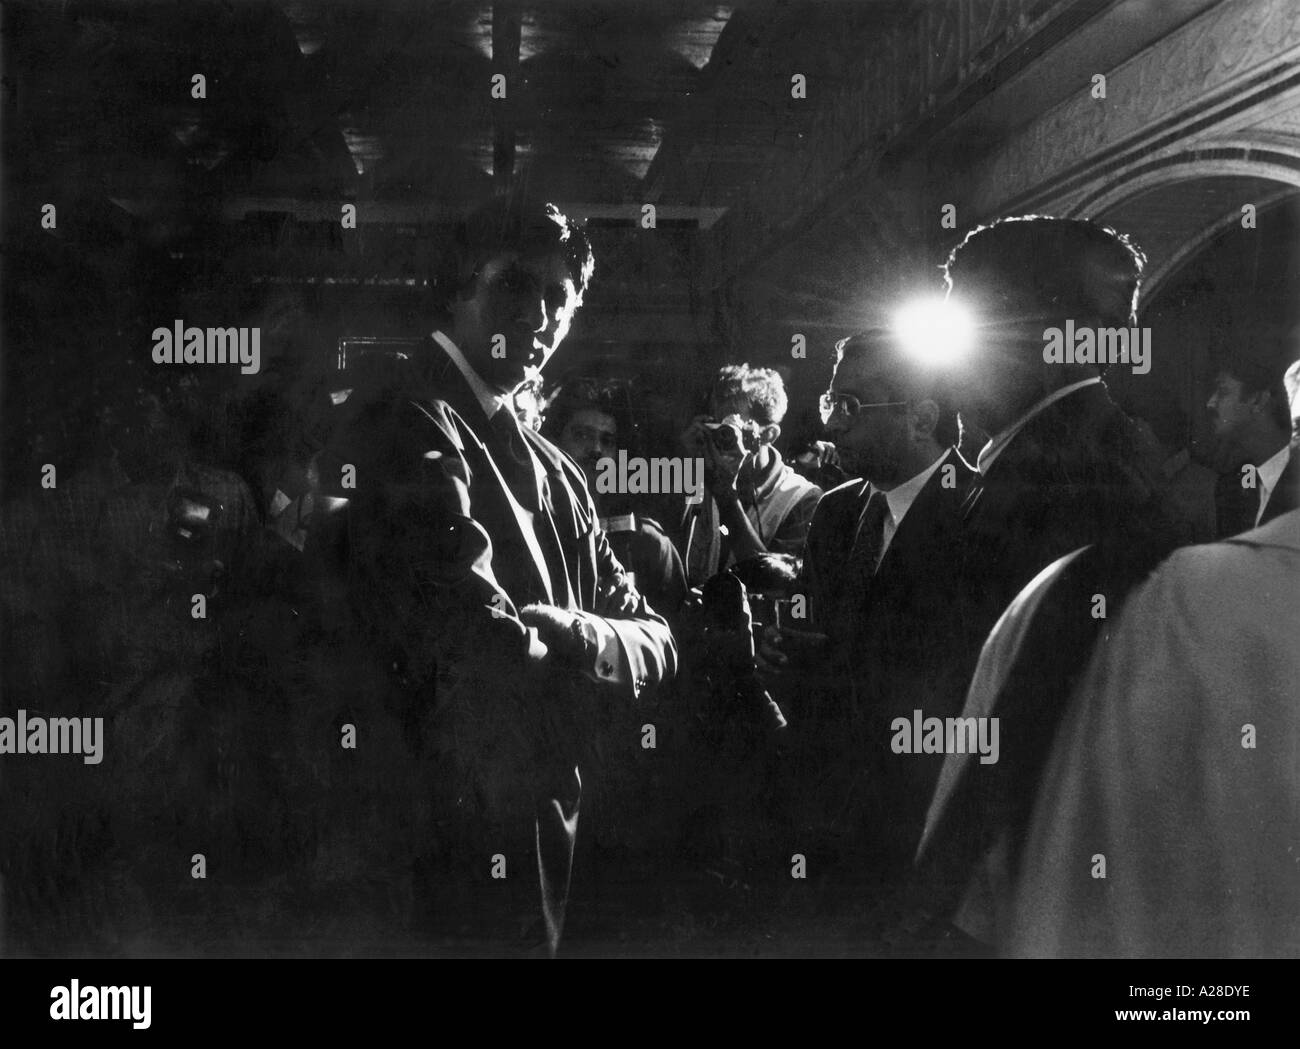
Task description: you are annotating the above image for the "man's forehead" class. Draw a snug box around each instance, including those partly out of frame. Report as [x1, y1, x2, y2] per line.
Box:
[480, 249, 572, 280]
[568, 407, 617, 433]
[831, 355, 888, 394]
[711, 398, 756, 421]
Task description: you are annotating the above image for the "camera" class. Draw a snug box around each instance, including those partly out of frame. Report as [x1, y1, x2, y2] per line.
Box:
[702, 421, 746, 456]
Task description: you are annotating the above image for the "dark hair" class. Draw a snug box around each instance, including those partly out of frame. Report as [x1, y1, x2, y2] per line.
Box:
[710, 364, 788, 427]
[1210, 318, 1298, 434]
[834, 328, 961, 449]
[541, 376, 637, 451]
[431, 191, 595, 315]
[943, 215, 1146, 329]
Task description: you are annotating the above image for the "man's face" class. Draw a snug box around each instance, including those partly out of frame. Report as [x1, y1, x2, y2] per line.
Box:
[707, 398, 766, 455]
[823, 360, 910, 484]
[452, 249, 579, 393]
[1205, 370, 1260, 442]
[557, 407, 619, 478]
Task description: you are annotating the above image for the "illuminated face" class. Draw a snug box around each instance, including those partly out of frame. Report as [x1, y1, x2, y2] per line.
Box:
[1205, 370, 1260, 442]
[453, 249, 579, 393]
[823, 360, 910, 484]
[557, 407, 619, 478]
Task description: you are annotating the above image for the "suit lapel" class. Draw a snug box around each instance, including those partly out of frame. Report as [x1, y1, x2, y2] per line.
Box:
[415, 341, 557, 605]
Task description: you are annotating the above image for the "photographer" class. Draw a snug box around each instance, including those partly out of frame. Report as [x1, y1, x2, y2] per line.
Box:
[679, 365, 822, 587]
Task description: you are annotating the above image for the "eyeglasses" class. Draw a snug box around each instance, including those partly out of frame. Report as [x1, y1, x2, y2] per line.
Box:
[818, 391, 907, 425]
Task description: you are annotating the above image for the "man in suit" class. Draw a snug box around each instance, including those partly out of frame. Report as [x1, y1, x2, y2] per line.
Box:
[762, 328, 975, 882]
[1206, 327, 1297, 536]
[913, 216, 1177, 941]
[311, 193, 676, 956]
[1006, 358, 1300, 957]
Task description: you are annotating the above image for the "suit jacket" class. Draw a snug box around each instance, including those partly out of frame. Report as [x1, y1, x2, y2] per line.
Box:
[916, 382, 1177, 908]
[793, 448, 976, 871]
[1006, 511, 1300, 957]
[310, 338, 676, 954]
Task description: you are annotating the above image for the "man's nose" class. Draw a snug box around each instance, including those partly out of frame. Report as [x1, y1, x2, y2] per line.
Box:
[516, 294, 548, 335]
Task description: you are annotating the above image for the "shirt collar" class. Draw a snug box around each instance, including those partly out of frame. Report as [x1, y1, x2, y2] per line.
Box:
[1258, 443, 1291, 494]
[977, 376, 1102, 475]
[870, 451, 947, 525]
[430, 329, 514, 419]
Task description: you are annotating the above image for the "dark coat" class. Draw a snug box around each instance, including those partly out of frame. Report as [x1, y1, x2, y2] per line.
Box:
[917, 381, 1178, 916]
[310, 338, 676, 954]
[794, 448, 977, 872]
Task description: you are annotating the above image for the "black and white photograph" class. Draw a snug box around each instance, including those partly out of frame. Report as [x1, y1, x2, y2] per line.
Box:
[0, 0, 1296, 1026]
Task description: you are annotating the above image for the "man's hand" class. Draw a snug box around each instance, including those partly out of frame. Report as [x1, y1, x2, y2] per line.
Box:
[518, 603, 584, 665]
[595, 572, 640, 617]
[755, 623, 788, 675]
[702, 424, 746, 499]
[807, 440, 841, 471]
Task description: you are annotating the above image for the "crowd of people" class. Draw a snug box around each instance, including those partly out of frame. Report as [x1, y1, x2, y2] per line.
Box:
[2, 194, 1296, 958]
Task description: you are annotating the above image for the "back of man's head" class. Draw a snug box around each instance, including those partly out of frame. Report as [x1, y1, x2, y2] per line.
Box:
[944, 215, 1145, 331]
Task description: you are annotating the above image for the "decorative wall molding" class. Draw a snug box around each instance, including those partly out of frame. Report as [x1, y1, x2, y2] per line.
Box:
[967, 0, 1300, 218]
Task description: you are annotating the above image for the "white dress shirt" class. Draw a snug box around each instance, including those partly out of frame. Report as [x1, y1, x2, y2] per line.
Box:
[1255, 443, 1292, 526]
[977, 377, 1103, 475]
[431, 329, 515, 419]
[868, 451, 948, 566]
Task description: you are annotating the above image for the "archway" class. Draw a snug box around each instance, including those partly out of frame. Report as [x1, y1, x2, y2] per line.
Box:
[1078, 163, 1300, 478]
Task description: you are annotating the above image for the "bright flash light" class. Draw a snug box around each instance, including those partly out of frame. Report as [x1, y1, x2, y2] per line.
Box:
[894, 297, 974, 366]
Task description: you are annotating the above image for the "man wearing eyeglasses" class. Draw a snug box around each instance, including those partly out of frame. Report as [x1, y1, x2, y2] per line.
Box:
[809, 333, 971, 638]
[762, 328, 974, 887]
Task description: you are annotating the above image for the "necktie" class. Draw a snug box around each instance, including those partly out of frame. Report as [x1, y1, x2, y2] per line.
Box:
[848, 490, 891, 590]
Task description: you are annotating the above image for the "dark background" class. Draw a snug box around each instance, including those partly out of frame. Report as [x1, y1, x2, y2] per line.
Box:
[2, 0, 1298, 956]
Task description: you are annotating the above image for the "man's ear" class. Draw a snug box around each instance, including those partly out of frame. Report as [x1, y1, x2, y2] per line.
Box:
[760, 423, 781, 446]
[1251, 387, 1279, 415]
[911, 399, 940, 441]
